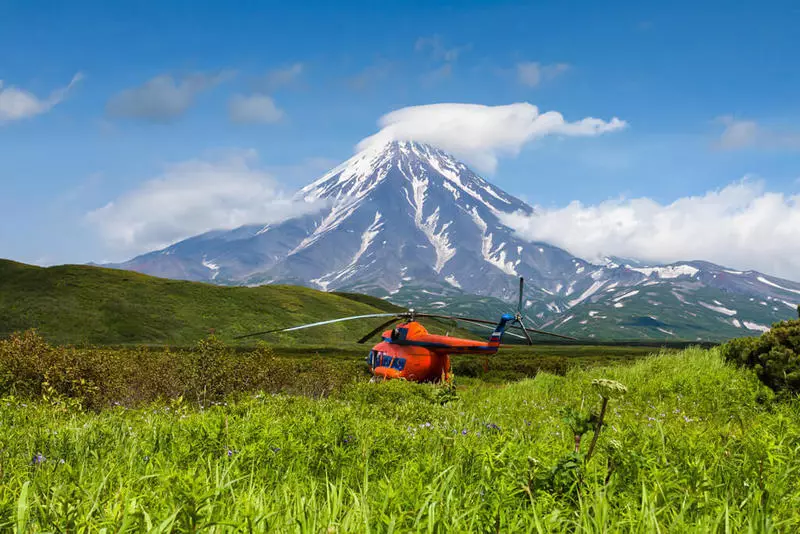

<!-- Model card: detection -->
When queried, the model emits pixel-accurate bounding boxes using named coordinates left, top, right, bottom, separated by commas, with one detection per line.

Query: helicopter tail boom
left=486, top=313, right=515, bottom=349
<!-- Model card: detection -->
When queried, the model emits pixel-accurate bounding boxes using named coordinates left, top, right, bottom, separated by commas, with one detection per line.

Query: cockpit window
left=366, top=350, right=406, bottom=371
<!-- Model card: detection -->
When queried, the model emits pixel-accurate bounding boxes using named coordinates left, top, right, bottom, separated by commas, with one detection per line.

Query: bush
left=0, top=330, right=367, bottom=409
left=719, top=317, right=800, bottom=395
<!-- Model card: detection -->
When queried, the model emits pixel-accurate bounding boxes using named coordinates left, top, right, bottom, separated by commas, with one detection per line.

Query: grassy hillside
left=0, top=259, right=451, bottom=346
left=1, top=347, right=798, bottom=530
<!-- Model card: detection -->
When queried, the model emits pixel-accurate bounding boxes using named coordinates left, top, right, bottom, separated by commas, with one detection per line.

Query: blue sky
left=1, top=1, right=799, bottom=276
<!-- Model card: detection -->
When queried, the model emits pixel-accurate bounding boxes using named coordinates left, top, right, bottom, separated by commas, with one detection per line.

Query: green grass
left=0, top=259, right=479, bottom=346
left=1, top=347, right=798, bottom=531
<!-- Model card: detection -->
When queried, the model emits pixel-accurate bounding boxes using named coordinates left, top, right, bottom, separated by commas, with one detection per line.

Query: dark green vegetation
left=1, top=346, right=798, bottom=531
left=0, top=259, right=474, bottom=346
left=720, top=314, right=800, bottom=396
left=0, top=331, right=660, bottom=409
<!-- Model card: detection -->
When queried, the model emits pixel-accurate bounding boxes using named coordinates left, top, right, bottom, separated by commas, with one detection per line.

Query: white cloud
left=256, top=63, right=304, bottom=91
left=500, top=180, right=800, bottom=280
left=0, top=73, right=83, bottom=122
left=86, top=150, right=325, bottom=254
left=717, top=116, right=800, bottom=150
left=228, top=94, right=283, bottom=123
left=347, top=61, right=393, bottom=90
left=106, top=72, right=232, bottom=122
left=414, top=35, right=470, bottom=82
left=517, top=62, right=570, bottom=87
left=357, top=102, right=627, bottom=172
left=415, top=35, right=469, bottom=62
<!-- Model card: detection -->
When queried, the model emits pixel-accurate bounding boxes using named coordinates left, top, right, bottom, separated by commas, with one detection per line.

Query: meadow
left=1, top=333, right=798, bottom=532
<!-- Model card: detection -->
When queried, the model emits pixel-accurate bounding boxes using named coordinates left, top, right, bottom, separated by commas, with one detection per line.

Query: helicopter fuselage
left=365, top=319, right=509, bottom=382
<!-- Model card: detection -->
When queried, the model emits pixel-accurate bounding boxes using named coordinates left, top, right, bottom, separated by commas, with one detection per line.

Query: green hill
left=0, top=259, right=466, bottom=346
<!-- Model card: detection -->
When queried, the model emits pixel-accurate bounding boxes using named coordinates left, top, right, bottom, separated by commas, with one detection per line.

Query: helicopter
left=236, top=277, right=575, bottom=383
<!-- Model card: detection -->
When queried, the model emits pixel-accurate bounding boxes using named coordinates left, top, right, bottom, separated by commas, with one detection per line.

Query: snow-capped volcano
left=112, top=140, right=800, bottom=340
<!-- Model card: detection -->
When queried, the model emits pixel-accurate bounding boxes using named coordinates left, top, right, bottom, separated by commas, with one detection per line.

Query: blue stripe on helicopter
left=381, top=337, right=497, bottom=351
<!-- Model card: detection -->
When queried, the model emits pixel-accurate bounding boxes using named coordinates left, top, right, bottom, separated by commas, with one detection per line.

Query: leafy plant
left=719, top=317, right=800, bottom=395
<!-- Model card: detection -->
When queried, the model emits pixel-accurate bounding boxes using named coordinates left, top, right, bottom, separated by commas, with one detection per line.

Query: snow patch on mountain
left=698, top=301, right=737, bottom=316
left=613, top=290, right=640, bottom=302
left=444, top=275, right=461, bottom=289
left=568, top=280, right=606, bottom=307
left=743, top=321, right=770, bottom=333
left=757, top=276, right=800, bottom=295
left=628, top=264, right=699, bottom=278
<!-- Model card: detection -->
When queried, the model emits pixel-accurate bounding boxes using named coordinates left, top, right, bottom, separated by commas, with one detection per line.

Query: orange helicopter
left=237, top=277, right=574, bottom=383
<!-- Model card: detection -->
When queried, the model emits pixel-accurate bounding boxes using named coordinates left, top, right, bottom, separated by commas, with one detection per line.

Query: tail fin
left=487, top=313, right=515, bottom=349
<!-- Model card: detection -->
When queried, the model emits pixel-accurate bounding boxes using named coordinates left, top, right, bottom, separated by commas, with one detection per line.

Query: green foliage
left=0, top=331, right=367, bottom=408
left=0, top=347, right=797, bottom=531
left=719, top=317, right=800, bottom=395
left=0, top=259, right=409, bottom=346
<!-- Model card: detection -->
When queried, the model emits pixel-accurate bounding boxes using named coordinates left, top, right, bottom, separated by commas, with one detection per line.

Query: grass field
left=1, top=337, right=798, bottom=532
left=0, top=259, right=483, bottom=346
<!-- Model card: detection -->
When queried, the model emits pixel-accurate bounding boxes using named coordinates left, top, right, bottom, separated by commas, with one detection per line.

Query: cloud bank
left=87, top=150, right=325, bottom=254
left=717, top=116, right=800, bottom=150
left=357, top=102, right=627, bottom=172
left=0, top=73, right=83, bottom=122
left=106, top=72, right=232, bottom=122
left=500, top=180, right=800, bottom=280
left=516, top=62, right=570, bottom=87
left=228, top=94, right=284, bottom=123
left=255, top=63, right=304, bottom=91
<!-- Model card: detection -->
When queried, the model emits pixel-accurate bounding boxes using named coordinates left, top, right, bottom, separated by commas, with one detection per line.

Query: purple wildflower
left=461, top=429, right=468, bottom=435
left=31, top=453, right=45, bottom=465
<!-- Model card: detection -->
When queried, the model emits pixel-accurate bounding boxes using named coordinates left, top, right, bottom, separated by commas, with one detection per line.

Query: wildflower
left=271, top=447, right=281, bottom=453
left=592, top=379, right=628, bottom=400
left=58, top=459, right=65, bottom=465
left=227, top=449, right=235, bottom=457
left=31, top=453, right=45, bottom=465
left=461, top=429, right=468, bottom=435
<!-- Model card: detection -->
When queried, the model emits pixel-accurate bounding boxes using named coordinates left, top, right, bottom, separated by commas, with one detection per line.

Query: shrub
left=719, top=317, right=800, bottom=395
left=0, top=330, right=367, bottom=408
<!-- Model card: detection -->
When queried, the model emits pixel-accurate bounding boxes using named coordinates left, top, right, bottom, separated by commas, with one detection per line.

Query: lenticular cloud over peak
left=357, top=102, right=627, bottom=173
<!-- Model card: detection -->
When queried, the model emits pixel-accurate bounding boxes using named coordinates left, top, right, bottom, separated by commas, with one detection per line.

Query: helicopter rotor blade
left=414, top=313, right=498, bottom=326
left=234, top=313, right=400, bottom=340
left=518, top=277, right=525, bottom=314
left=356, top=318, right=402, bottom=344
left=464, top=320, right=527, bottom=340
left=514, top=315, right=535, bottom=346
left=508, top=323, right=577, bottom=341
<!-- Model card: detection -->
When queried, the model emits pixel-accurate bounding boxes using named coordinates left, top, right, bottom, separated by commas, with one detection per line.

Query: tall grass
left=0, top=346, right=798, bottom=531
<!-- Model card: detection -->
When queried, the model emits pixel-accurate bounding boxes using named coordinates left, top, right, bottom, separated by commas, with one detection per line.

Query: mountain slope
left=0, top=259, right=472, bottom=346
left=110, top=141, right=800, bottom=341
